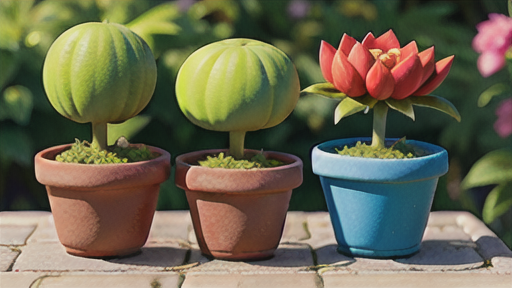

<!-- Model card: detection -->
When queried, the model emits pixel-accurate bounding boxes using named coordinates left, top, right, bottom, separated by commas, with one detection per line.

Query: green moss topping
left=198, top=152, right=284, bottom=169
left=335, top=138, right=421, bottom=159
left=55, top=138, right=157, bottom=164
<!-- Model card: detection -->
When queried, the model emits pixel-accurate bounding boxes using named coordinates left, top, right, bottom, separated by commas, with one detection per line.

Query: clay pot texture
left=34, top=144, right=171, bottom=257
left=175, top=149, right=303, bottom=260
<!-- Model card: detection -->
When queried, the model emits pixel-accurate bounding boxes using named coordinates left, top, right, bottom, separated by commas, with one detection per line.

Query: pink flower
left=320, top=30, right=454, bottom=100
left=473, top=13, right=512, bottom=77
left=494, top=98, right=512, bottom=138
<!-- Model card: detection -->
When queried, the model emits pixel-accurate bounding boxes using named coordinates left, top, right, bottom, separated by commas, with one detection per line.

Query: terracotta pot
left=175, top=149, right=303, bottom=260
left=34, top=144, right=171, bottom=257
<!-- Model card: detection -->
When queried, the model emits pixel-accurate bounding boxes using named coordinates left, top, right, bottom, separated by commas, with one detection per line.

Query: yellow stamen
left=369, top=49, right=383, bottom=59
left=373, top=48, right=401, bottom=69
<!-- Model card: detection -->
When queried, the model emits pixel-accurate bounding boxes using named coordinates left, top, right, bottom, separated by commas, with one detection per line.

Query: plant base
left=312, top=138, right=448, bottom=259
left=337, top=242, right=420, bottom=259
left=175, top=149, right=303, bottom=261
left=35, top=144, right=171, bottom=258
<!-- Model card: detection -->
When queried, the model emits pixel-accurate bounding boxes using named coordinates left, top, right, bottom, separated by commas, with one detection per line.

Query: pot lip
left=34, top=143, right=171, bottom=189
left=175, top=149, right=303, bottom=193
left=175, top=148, right=303, bottom=171
left=312, top=137, right=448, bottom=183
left=314, top=137, right=446, bottom=161
left=35, top=143, right=171, bottom=167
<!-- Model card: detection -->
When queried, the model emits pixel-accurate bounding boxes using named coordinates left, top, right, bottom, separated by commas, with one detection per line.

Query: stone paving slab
left=0, top=272, right=46, bottom=288
left=25, top=213, right=59, bottom=244
left=0, top=210, right=510, bottom=288
left=1, top=272, right=181, bottom=288
left=181, top=272, right=320, bottom=288
left=0, top=246, right=19, bottom=272
left=149, top=211, right=193, bottom=242
left=185, top=243, right=314, bottom=275
left=13, top=241, right=188, bottom=272
left=0, top=225, right=36, bottom=246
left=321, top=273, right=512, bottom=288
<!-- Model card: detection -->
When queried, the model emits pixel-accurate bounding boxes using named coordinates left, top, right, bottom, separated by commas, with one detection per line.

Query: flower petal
left=400, top=41, right=418, bottom=60
left=320, top=40, right=336, bottom=83
left=390, top=54, right=423, bottom=99
left=347, top=42, right=375, bottom=81
left=494, top=98, right=512, bottom=138
left=332, top=49, right=366, bottom=97
left=417, top=46, right=435, bottom=86
left=477, top=52, right=506, bottom=78
left=363, top=29, right=400, bottom=51
left=338, top=33, right=358, bottom=56
left=361, top=32, right=375, bottom=49
left=414, top=55, right=455, bottom=96
left=366, top=61, right=395, bottom=100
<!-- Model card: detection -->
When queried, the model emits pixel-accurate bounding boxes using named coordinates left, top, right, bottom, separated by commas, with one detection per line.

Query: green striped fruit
left=175, top=38, right=300, bottom=132
left=42, top=22, right=157, bottom=125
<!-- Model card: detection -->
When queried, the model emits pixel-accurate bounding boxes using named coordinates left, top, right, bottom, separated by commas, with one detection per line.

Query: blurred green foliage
left=1, top=0, right=511, bottom=246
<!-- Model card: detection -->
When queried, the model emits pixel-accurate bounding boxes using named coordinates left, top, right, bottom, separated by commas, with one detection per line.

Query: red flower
left=320, top=30, right=454, bottom=100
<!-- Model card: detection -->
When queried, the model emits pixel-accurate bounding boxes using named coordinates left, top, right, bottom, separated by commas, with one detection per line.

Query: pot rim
left=35, top=143, right=171, bottom=189
left=175, top=148, right=302, bottom=170
left=35, top=143, right=169, bottom=166
left=175, top=149, right=303, bottom=193
left=312, top=137, right=448, bottom=183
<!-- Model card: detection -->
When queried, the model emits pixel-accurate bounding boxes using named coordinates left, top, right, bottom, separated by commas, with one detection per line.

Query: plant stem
left=371, top=101, right=388, bottom=149
left=91, top=122, right=108, bottom=151
left=229, top=131, right=246, bottom=159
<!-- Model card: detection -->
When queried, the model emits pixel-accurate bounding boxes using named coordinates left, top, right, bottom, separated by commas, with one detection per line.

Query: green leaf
left=334, top=95, right=377, bottom=124
left=0, top=85, right=33, bottom=125
left=127, top=3, right=181, bottom=34
left=477, top=83, right=509, bottom=107
left=410, top=95, right=461, bottom=122
left=509, top=0, right=512, bottom=17
left=0, top=125, right=33, bottom=166
left=126, top=3, right=182, bottom=57
left=461, top=149, right=512, bottom=189
left=300, top=82, right=346, bottom=100
left=385, top=98, right=415, bottom=121
left=482, top=182, right=512, bottom=224
left=107, top=115, right=152, bottom=146
left=0, top=49, right=19, bottom=90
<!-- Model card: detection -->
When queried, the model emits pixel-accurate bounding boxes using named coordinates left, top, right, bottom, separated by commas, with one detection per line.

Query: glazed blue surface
left=312, top=138, right=449, bottom=258
left=312, top=138, right=448, bottom=183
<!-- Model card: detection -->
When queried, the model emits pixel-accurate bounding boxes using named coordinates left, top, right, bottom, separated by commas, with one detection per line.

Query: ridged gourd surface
left=175, top=39, right=300, bottom=132
left=43, top=22, right=157, bottom=124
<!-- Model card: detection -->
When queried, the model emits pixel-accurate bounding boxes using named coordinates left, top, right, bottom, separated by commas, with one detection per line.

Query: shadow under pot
left=175, top=149, right=303, bottom=261
left=311, top=138, right=448, bottom=259
left=34, top=144, right=171, bottom=258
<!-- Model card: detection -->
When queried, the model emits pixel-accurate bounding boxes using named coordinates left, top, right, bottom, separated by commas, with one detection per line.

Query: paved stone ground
left=0, top=211, right=511, bottom=288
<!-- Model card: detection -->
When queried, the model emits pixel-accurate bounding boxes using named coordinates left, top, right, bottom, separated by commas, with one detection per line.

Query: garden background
left=1, top=0, right=511, bottom=247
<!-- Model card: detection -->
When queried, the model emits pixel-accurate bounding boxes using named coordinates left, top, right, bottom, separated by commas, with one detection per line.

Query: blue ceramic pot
left=312, top=138, right=448, bottom=258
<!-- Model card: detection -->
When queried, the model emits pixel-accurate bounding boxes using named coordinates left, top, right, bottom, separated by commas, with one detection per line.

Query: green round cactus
left=175, top=38, right=300, bottom=158
left=42, top=21, right=157, bottom=151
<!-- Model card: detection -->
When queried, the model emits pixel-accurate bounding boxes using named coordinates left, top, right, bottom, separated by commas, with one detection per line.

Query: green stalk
left=371, top=101, right=388, bottom=149
left=91, top=122, right=108, bottom=151
left=229, top=131, right=246, bottom=160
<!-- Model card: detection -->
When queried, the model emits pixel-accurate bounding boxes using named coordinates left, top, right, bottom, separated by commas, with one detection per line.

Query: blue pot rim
left=311, top=138, right=448, bottom=183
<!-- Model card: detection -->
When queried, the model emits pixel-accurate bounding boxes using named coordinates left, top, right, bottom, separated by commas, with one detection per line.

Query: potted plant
left=174, top=38, right=303, bottom=260
left=302, top=30, right=461, bottom=258
left=34, top=21, right=171, bottom=258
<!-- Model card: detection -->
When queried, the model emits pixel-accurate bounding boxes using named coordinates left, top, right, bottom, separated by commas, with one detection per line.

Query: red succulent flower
left=320, top=30, right=454, bottom=100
